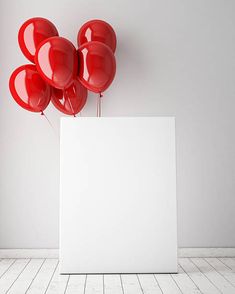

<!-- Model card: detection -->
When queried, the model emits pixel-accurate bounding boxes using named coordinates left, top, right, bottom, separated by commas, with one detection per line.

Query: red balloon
left=51, top=78, right=87, bottom=115
left=18, top=17, right=58, bottom=63
left=78, top=41, right=116, bottom=93
left=35, top=37, right=78, bottom=90
left=9, top=64, right=51, bottom=113
left=78, top=19, right=116, bottom=53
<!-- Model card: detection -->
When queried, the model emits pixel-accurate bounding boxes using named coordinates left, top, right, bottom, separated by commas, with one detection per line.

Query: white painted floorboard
left=154, top=273, right=182, bottom=294
left=104, top=274, right=123, bottom=294
left=0, top=258, right=235, bottom=293
left=45, top=263, right=69, bottom=294
left=26, top=259, right=58, bottom=294
left=178, top=258, right=221, bottom=294
left=171, top=265, right=201, bottom=294
left=191, top=258, right=235, bottom=294
left=138, top=274, right=162, bottom=294
left=0, top=259, right=30, bottom=293
left=0, top=259, right=15, bottom=279
left=85, top=274, right=103, bottom=294
left=219, top=258, right=235, bottom=272
left=8, top=259, right=44, bottom=294
left=205, top=258, right=235, bottom=287
left=121, top=274, right=142, bottom=294
left=65, top=275, right=86, bottom=294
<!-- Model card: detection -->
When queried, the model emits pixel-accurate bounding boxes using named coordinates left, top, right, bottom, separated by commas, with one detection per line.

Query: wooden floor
left=0, top=258, right=235, bottom=293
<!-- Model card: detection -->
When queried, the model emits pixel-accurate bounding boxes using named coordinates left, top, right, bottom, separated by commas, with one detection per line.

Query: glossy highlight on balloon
left=78, top=19, right=117, bottom=53
left=10, top=18, right=117, bottom=117
left=51, top=78, right=87, bottom=115
left=18, top=17, right=58, bottom=63
left=35, top=37, right=78, bottom=89
left=78, top=41, right=116, bottom=93
left=9, top=64, right=51, bottom=112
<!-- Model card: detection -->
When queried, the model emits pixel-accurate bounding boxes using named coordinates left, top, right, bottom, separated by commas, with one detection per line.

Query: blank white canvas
left=60, top=117, right=177, bottom=274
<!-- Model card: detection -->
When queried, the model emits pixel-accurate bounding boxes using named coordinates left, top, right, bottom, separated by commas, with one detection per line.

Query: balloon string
left=97, top=93, right=103, bottom=117
left=96, top=95, right=99, bottom=117
left=99, top=93, right=102, bottom=117
left=67, top=98, right=76, bottom=117
left=41, top=111, right=59, bottom=140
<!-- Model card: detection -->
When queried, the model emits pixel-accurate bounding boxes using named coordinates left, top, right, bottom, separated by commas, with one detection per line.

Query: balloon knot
left=41, top=111, right=44, bottom=116
left=99, top=92, right=103, bottom=98
left=73, top=114, right=76, bottom=117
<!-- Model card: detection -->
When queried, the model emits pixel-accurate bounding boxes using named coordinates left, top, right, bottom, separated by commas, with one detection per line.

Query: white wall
left=0, top=0, right=235, bottom=248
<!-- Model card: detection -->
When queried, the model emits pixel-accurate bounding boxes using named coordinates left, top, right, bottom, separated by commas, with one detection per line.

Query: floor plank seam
left=119, top=274, right=125, bottom=294
left=203, top=258, right=235, bottom=289
left=63, top=274, right=70, bottom=294
left=0, top=259, right=16, bottom=280
left=153, top=274, right=164, bottom=294
left=6, top=259, right=31, bottom=294
left=25, top=258, right=46, bottom=293
left=136, top=274, right=144, bottom=294
left=170, top=273, right=184, bottom=293
left=83, top=274, right=87, bottom=294
left=189, top=258, right=224, bottom=294
left=44, top=260, right=60, bottom=293
left=178, top=264, right=203, bottom=294
left=218, top=258, right=234, bottom=271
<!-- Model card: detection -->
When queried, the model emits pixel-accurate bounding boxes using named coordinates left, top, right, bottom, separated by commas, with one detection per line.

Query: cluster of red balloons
left=9, top=18, right=117, bottom=116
